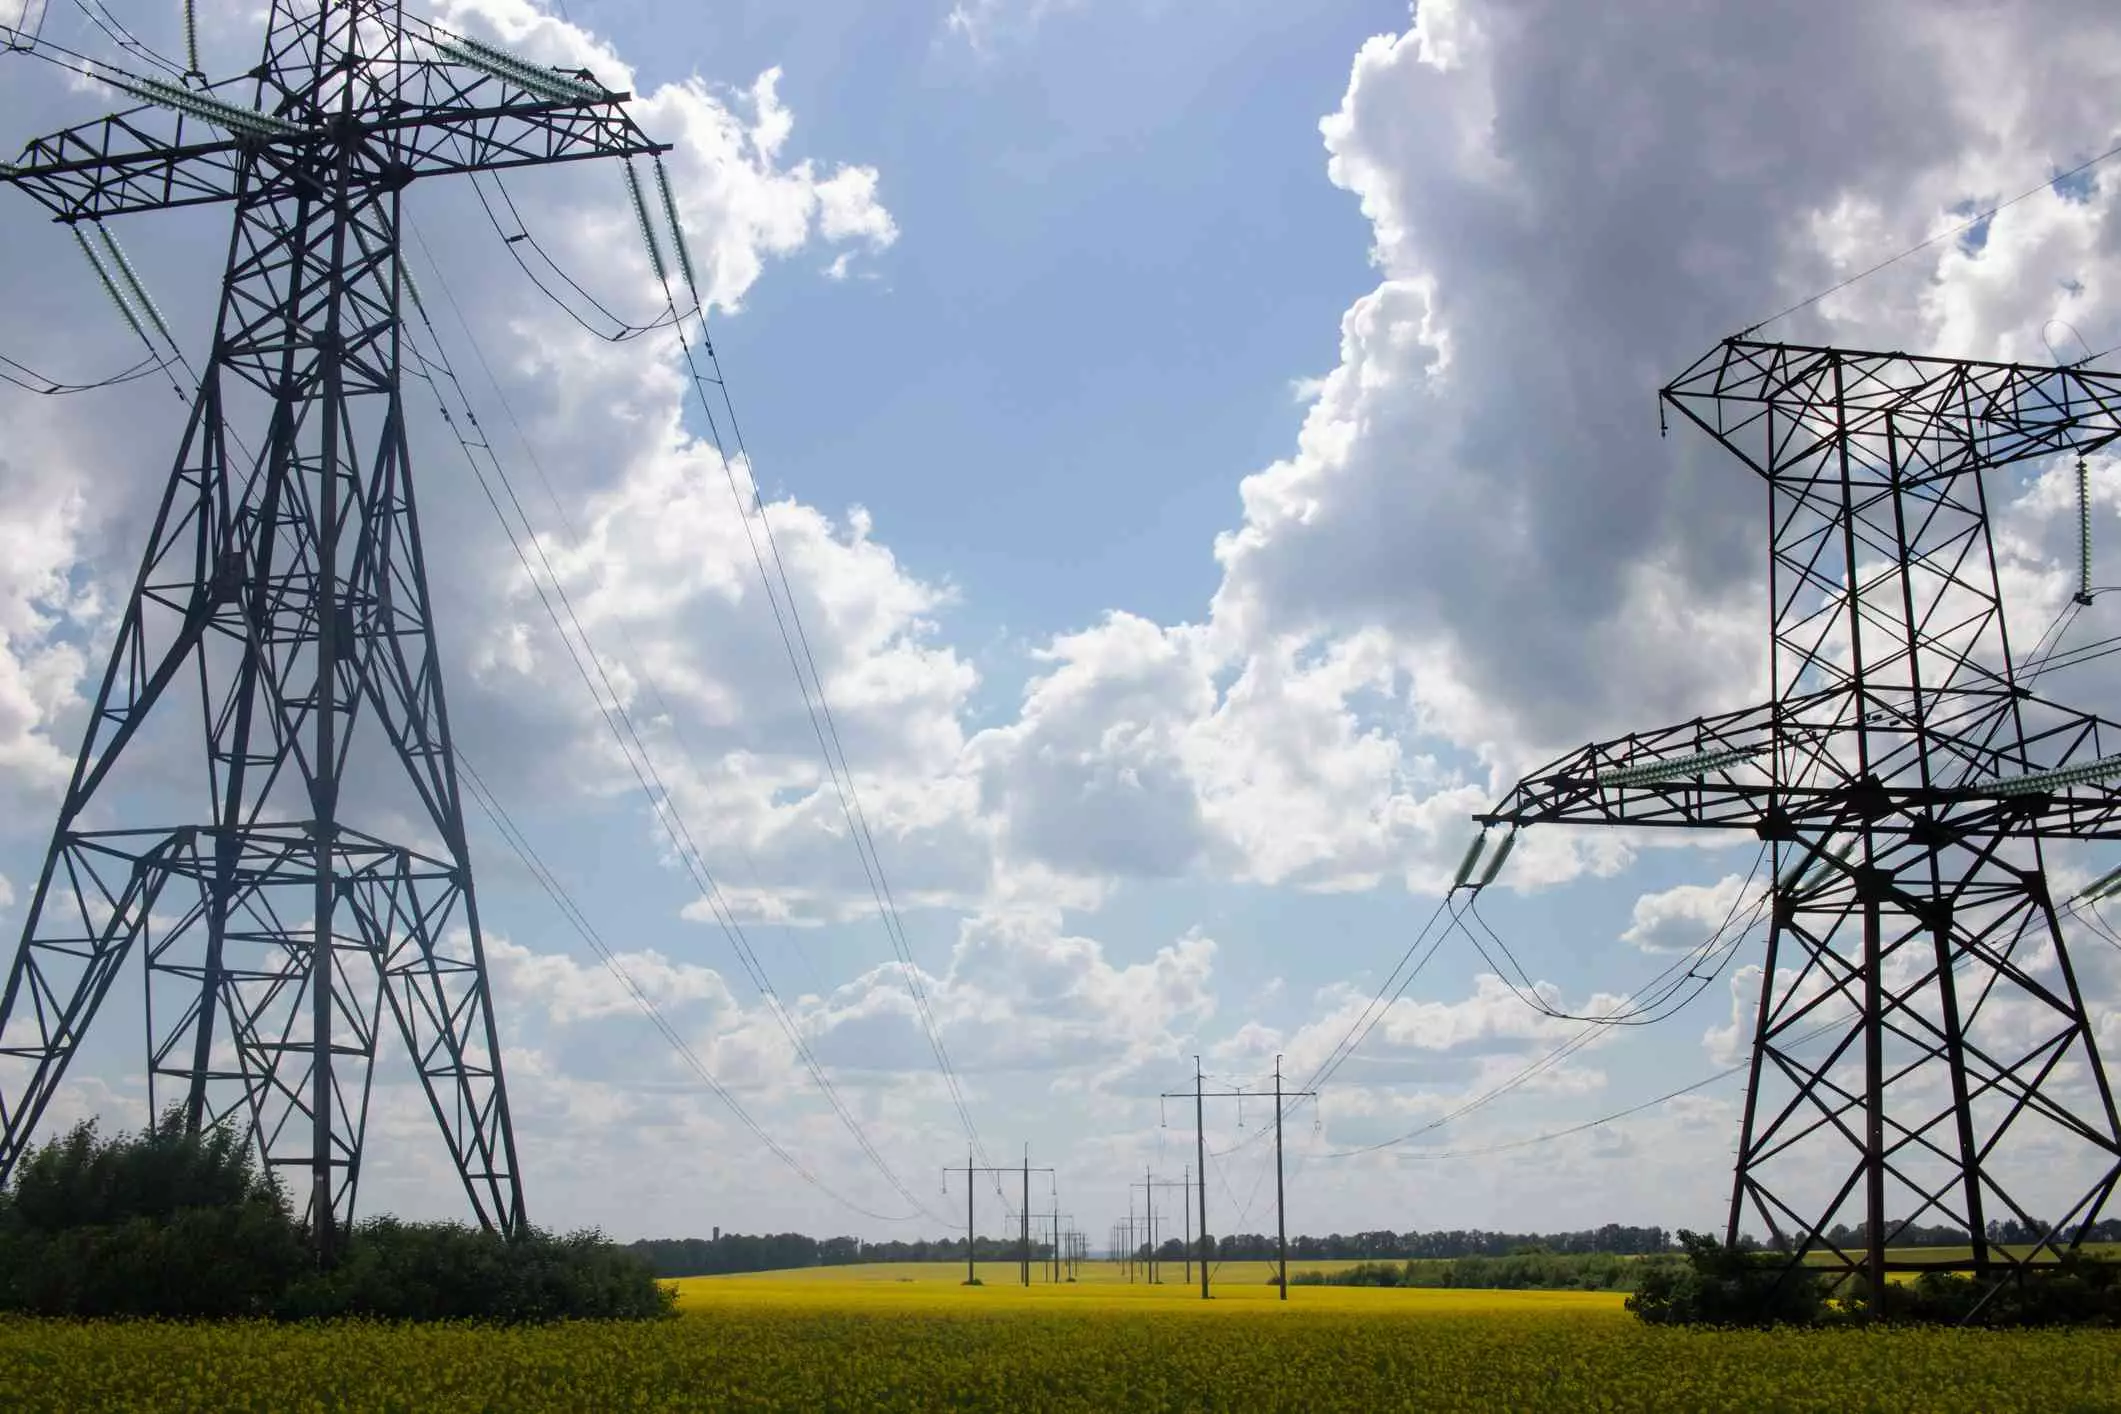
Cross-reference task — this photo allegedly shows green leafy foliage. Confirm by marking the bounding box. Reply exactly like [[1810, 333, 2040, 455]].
[[281, 1220, 676, 1322], [1627, 1230, 2121, 1328], [1882, 1257, 2121, 1327], [0, 1110, 303, 1319], [0, 1110, 670, 1323], [1626, 1231, 1827, 1327], [1287, 1251, 1644, 1292]]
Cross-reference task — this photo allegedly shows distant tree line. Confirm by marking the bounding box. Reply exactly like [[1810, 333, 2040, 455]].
[[1170, 1225, 1679, 1262], [627, 1233, 1045, 1277], [1787, 1217, 2121, 1252], [636, 1214, 2121, 1281], [1291, 1250, 1648, 1292], [630, 1223, 1681, 1277]]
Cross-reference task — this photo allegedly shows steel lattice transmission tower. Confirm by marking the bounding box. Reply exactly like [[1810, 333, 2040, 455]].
[[0, 0, 666, 1250], [1479, 338, 2121, 1296]]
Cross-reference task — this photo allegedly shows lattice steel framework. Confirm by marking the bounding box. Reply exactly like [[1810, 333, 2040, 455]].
[[1480, 338, 2121, 1295], [0, 0, 666, 1252]]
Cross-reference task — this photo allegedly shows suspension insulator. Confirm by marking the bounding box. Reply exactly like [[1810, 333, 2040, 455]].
[[96, 225, 174, 346], [2088, 862, 2121, 902], [397, 255, 430, 324], [652, 155, 700, 296], [622, 160, 668, 286], [1475, 827, 1518, 888], [183, 0, 201, 76], [1797, 839, 1856, 894], [1451, 830, 1488, 889], [73, 225, 149, 346], [2077, 457, 2095, 607]]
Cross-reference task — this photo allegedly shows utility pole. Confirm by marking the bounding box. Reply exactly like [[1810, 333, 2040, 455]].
[[1478, 337, 2121, 1307], [1182, 1163, 1192, 1285], [944, 1149, 1046, 1286], [1131, 1171, 1190, 1285], [1272, 1056, 1315, 1301], [1145, 1164, 1156, 1283], [1195, 1058, 1208, 1300], [1164, 1060, 1313, 1300], [1047, 1210, 1073, 1282], [0, 0, 671, 1259]]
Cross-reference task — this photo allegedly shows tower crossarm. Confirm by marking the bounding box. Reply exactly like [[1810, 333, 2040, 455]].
[[3, 49, 664, 224], [1661, 338, 2121, 486], [1478, 688, 2121, 842], [3, 101, 254, 222], [1475, 696, 1792, 835]]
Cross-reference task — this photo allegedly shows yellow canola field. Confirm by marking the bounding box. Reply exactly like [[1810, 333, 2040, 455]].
[[1, 1262, 2118, 1412], [677, 1260, 1625, 1316]]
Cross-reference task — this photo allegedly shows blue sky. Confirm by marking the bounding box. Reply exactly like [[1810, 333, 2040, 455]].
[[673, 0, 1392, 651], [3, 0, 2121, 1248]]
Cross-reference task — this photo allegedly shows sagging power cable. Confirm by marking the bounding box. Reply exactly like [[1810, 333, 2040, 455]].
[[624, 157, 997, 1172], [458, 752, 917, 1223], [397, 229, 947, 1225]]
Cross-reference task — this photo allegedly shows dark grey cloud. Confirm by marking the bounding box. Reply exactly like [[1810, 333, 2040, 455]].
[[1213, 0, 2121, 757]]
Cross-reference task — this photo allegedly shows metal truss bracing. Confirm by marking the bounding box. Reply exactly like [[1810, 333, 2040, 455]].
[[0, 0, 668, 1252], [1481, 338, 2121, 1294]]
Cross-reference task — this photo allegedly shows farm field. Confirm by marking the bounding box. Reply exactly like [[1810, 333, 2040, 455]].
[[3, 1263, 2119, 1412]]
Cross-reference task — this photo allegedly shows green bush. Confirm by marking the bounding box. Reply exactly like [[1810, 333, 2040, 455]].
[[1289, 1252, 1645, 1293], [1311, 1261, 1408, 1288], [0, 1110, 304, 1319], [0, 1110, 671, 1323], [280, 1219, 675, 1322], [1882, 1257, 2121, 1327], [1627, 1230, 2121, 1328], [1626, 1231, 1826, 1327]]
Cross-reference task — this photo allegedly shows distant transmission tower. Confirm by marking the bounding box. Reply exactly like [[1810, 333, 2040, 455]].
[[1476, 338, 2121, 1299], [0, 1, 666, 1254]]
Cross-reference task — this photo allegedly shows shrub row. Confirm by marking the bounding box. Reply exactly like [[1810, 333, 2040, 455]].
[[1626, 1230, 2121, 1328], [0, 1111, 672, 1323], [1287, 1251, 1647, 1292]]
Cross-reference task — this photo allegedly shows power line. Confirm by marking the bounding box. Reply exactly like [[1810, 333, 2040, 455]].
[[1300, 893, 1455, 1095], [64, 0, 183, 77], [624, 162, 994, 1171], [395, 238, 947, 1225], [1364, 1062, 1748, 1162], [1455, 845, 1770, 1029], [468, 169, 696, 342], [402, 217, 833, 1004], [456, 753, 916, 1223], [1740, 138, 2121, 337], [1321, 1017, 1851, 1164], [0, 348, 170, 394]]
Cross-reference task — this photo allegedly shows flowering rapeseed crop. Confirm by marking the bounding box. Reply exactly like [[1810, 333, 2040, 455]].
[[1, 1262, 2116, 1411]]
